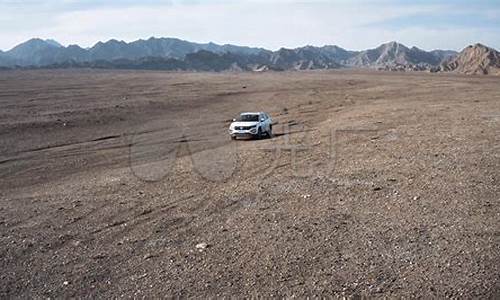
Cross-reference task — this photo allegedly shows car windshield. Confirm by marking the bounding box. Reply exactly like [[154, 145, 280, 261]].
[[237, 114, 259, 122]]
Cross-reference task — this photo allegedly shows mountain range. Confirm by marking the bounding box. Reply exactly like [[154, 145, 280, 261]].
[[0, 37, 498, 74]]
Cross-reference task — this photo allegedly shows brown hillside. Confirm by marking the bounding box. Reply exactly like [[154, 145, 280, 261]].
[[442, 43, 500, 75]]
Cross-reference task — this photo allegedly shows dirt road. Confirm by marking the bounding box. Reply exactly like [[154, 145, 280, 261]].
[[0, 69, 499, 297]]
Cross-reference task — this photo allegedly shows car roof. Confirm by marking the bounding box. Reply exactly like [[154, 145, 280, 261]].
[[240, 112, 263, 115]]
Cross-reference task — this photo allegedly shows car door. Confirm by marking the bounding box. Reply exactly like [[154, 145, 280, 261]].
[[261, 113, 269, 131], [264, 113, 271, 131]]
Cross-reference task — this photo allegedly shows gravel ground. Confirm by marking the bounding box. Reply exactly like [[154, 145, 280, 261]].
[[0, 69, 499, 298]]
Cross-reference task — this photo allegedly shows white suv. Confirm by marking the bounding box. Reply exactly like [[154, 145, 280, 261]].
[[229, 112, 273, 140]]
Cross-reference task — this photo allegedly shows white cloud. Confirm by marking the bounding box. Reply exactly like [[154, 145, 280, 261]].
[[0, 1, 498, 51]]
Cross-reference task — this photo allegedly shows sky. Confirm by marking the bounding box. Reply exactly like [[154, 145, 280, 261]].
[[1, 0, 499, 51]]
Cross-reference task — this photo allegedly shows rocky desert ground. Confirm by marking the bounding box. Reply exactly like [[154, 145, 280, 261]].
[[0, 69, 499, 298]]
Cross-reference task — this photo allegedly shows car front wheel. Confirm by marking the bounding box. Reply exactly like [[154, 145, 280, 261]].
[[256, 127, 263, 139]]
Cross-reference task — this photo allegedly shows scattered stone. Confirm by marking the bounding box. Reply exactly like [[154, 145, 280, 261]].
[[143, 253, 155, 260], [63, 281, 69, 285], [196, 242, 208, 250], [413, 196, 420, 201], [92, 254, 107, 260], [139, 209, 153, 216], [373, 186, 382, 191], [302, 194, 311, 199]]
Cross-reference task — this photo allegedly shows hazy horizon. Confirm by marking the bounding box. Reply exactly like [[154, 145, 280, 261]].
[[1, 0, 499, 52]]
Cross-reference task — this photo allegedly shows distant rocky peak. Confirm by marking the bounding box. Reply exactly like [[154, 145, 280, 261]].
[[45, 39, 63, 48], [441, 43, 500, 75]]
